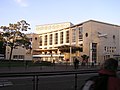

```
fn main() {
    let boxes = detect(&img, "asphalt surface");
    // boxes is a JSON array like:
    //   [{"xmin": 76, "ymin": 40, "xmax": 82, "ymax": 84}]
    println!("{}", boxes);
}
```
[
  {"xmin": 0, "ymin": 65, "xmax": 119, "ymax": 90},
  {"xmin": 0, "ymin": 65, "xmax": 98, "ymax": 90},
  {"xmin": 0, "ymin": 73, "xmax": 97, "ymax": 90},
  {"xmin": 0, "ymin": 64, "xmax": 99, "ymax": 73}
]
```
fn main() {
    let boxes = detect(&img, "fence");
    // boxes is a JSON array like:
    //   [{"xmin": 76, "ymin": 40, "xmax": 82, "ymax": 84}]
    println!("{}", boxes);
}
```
[{"xmin": 0, "ymin": 70, "xmax": 98, "ymax": 90}]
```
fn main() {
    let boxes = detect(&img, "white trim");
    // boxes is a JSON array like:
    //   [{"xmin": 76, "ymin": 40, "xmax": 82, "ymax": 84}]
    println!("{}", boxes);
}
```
[{"xmin": 33, "ymin": 54, "xmax": 64, "ymax": 57}]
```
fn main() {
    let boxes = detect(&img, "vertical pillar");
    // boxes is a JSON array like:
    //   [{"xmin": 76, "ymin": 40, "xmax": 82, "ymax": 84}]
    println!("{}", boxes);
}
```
[
  {"xmin": 90, "ymin": 43, "xmax": 93, "ymax": 63},
  {"xmin": 69, "ymin": 28, "xmax": 72, "ymax": 65},
  {"xmin": 70, "ymin": 46, "xmax": 72, "ymax": 65}
]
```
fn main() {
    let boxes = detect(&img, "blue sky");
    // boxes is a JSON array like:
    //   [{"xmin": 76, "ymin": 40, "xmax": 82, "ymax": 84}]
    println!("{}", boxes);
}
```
[{"xmin": 0, "ymin": 0, "xmax": 120, "ymax": 33}]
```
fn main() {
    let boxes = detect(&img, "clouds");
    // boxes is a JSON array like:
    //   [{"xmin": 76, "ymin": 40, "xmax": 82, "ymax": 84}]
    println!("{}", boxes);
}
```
[{"xmin": 14, "ymin": 0, "xmax": 28, "ymax": 7}]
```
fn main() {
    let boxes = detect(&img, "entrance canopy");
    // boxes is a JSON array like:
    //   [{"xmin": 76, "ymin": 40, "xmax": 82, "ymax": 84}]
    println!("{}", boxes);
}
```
[
  {"xmin": 33, "ymin": 48, "xmax": 58, "ymax": 55},
  {"xmin": 56, "ymin": 45, "xmax": 82, "ymax": 53},
  {"xmin": 33, "ymin": 45, "xmax": 82, "ymax": 55}
]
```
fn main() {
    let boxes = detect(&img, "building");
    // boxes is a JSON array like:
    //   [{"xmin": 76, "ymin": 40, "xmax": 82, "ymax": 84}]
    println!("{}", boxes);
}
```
[
  {"xmin": 33, "ymin": 22, "xmax": 73, "ymax": 63},
  {"xmin": 5, "ymin": 34, "xmax": 33, "ymax": 61},
  {"xmin": 32, "ymin": 20, "xmax": 120, "ymax": 64},
  {"xmin": 5, "ymin": 45, "xmax": 32, "ymax": 60}
]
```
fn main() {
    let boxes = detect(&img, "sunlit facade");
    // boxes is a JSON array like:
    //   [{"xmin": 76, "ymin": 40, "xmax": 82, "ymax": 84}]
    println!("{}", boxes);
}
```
[
  {"xmin": 5, "ymin": 34, "xmax": 36, "ymax": 61},
  {"xmin": 32, "ymin": 20, "xmax": 120, "ymax": 64},
  {"xmin": 5, "ymin": 46, "xmax": 32, "ymax": 60}
]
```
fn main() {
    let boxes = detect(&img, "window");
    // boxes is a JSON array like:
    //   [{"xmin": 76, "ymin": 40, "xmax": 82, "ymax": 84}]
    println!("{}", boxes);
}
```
[
  {"xmin": 66, "ymin": 31, "xmax": 69, "ymax": 43},
  {"xmin": 104, "ymin": 46, "xmax": 107, "ymax": 52},
  {"xmin": 39, "ymin": 36, "xmax": 42, "ymax": 46},
  {"xmin": 85, "ymin": 33, "xmax": 88, "ymax": 37},
  {"xmin": 49, "ymin": 34, "xmax": 52, "ymax": 45},
  {"xmin": 79, "ymin": 44, "xmax": 83, "ymax": 47},
  {"xmin": 44, "ymin": 35, "xmax": 47, "ymax": 45},
  {"xmin": 92, "ymin": 43, "xmax": 97, "ymax": 63},
  {"xmin": 113, "ymin": 35, "xmax": 115, "ymax": 39},
  {"xmin": 72, "ymin": 29, "xmax": 76, "ymax": 42},
  {"xmin": 19, "ymin": 55, "xmax": 24, "ymax": 59},
  {"xmin": 60, "ymin": 32, "xmax": 63, "ymax": 44},
  {"xmin": 13, "ymin": 55, "xmax": 24, "ymax": 60},
  {"xmin": 54, "ymin": 33, "xmax": 58, "ymax": 44},
  {"xmin": 79, "ymin": 27, "xmax": 83, "ymax": 41},
  {"xmin": 13, "ymin": 55, "xmax": 18, "ymax": 59},
  {"xmin": 35, "ymin": 37, "xmax": 37, "ymax": 40}
]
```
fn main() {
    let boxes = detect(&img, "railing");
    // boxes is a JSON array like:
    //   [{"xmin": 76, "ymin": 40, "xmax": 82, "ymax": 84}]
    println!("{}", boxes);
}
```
[{"xmin": 0, "ymin": 70, "xmax": 98, "ymax": 90}]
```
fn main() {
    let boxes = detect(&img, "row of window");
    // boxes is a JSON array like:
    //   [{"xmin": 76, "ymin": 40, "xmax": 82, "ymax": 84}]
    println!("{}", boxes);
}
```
[
  {"xmin": 39, "ymin": 27, "xmax": 83, "ymax": 46},
  {"xmin": 72, "ymin": 27, "xmax": 83, "ymax": 42},
  {"xmin": 13, "ymin": 55, "xmax": 24, "ymax": 60},
  {"xmin": 39, "ymin": 31, "xmax": 70, "ymax": 46},
  {"xmin": 104, "ymin": 55, "xmax": 110, "ymax": 61},
  {"xmin": 104, "ymin": 46, "xmax": 116, "ymax": 53}
]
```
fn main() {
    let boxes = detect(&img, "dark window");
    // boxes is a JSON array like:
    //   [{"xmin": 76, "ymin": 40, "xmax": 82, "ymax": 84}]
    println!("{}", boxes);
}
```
[
  {"xmin": 35, "ymin": 37, "xmax": 37, "ymax": 40},
  {"xmin": 39, "ymin": 36, "xmax": 42, "ymax": 46},
  {"xmin": 49, "ymin": 34, "xmax": 52, "ymax": 45},
  {"xmin": 66, "ymin": 31, "xmax": 69, "ymax": 43},
  {"xmin": 44, "ymin": 35, "xmax": 47, "ymax": 45},
  {"xmin": 113, "ymin": 35, "xmax": 115, "ymax": 39},
  {"xmin": 55, "ymin": 33, "xmax": 58, "ymax": 44},
  {"xmin": 60, "ymin": 32, "xmax": 63, "ymax": 44},
  {"xmin": 85, "ymin": 33, "xmax": 88, "ymax": 37},
  {"xmin": 79, "ymin": 28, "xmax": 83, "ymax": 41}
]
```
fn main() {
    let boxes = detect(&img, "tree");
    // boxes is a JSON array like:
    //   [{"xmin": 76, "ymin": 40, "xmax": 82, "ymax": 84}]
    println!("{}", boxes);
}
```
[
  {"xmin": 0, "ymin": 20, "xmax": 31, "ymax": 60},
  {"xmin": 0, "ymin": 32, "xmax": 4, "ymax": 41},
  {"xmin": 0, "ymin": 32, "xmax": 6, "ymax": 59}
]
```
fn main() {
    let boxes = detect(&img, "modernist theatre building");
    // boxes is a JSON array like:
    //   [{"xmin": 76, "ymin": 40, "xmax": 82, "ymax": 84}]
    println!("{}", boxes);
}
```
[{"xmin": 32, "ymin": 20, "xmax": 120, "ymax": 64}]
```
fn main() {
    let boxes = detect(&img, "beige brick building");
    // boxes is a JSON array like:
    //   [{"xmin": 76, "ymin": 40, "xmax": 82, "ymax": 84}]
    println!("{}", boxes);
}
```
[
  {"xmin": 32, "ymin": 20, "xmax": 120, "ymax": 64},
  {"xmin": 5, "ymin": 46, "xmax": 32, "ymax": 60},
  {"xmin": 6, "ymin": 20, "xmax": 120, "ymax": 64}
]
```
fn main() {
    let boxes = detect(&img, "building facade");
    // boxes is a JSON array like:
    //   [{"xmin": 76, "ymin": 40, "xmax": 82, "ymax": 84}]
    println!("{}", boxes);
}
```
[
  {"xmin": 33, "ymin": 22, "xmax": 73, "ymax": 63},
  {"xmin": 5, "ymin": 20, "xmax": 120, "ymax": 64},
  {"xmin": 32, "ymin": 20, "xmax": 120, "ymax": 64},
  {"xmin": 5, "ymin": 46, "xmax": 32, "ymax": 60},
  {"xmin": 5, "ymin": 34, "xmax": 34, "ymax": 61}
]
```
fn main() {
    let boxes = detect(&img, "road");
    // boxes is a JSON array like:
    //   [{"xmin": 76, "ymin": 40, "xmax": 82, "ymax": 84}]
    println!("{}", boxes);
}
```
[
  {"xmin": 0, "ymin": 65, "xmax": 119, "ymax": 90},
  {"xmin": 0, "ymin": 73, "xmax": 97, "ymax": 90}
]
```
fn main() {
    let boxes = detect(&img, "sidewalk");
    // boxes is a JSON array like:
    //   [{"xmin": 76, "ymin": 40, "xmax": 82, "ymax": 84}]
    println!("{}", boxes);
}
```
[{"xmin": 0, "ymin": 64, "xmax": 99, "ymax": 73}]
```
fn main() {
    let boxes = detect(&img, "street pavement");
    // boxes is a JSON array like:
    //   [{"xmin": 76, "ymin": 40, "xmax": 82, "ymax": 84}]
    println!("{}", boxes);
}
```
[
  {"xmin": 0, "ymin": 64, "xmax": 99, "ymax": 73},
  {"xmin": 0, "ymin": 64, "xmax": 99, "ymax": 90}
]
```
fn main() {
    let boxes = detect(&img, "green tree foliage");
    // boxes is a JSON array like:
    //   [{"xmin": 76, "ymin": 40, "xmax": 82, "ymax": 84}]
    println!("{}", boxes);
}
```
[
  {"xmin": 0, "ymin": 32, "xmax": 5, "ymax": 55},
  {"xmin": 0, "ymin": 20, "xmax": 31, "ymax": 60},
  {"xmin": 0, "ymin": 41, "xmax": 5, "ymax": 54},
  {"xmin": 0, "ymin": 32, "xmax": 4, "ymax": 41}
]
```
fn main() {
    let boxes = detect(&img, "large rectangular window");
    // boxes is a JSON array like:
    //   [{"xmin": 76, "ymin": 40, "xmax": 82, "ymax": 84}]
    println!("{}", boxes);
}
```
[
  {"xmin": 54, "ymin": 33, "xmax": 58, "ymax": 44},
  {"xmin": 49, "ymin": 34, "xmax": 52, "ymax": 45},
  {"xmin": 72, "ymin": 29, "xmax": 76, "ymax": 43},
  {"xmin": 66, "ymin": 31, "xmax": 69, "ymax": 43},
  {"xmin": 44, "ymin": 35, "xmax": 47, "ymax": 45},
  {"xmin": 79, "ymin": 27, "xmax": 83, "ymax": 41},
  {"xmin": 60, "ymin": 32, "xmax": 63, "ymax": 44},
  {"xmin": 92, "ymin": 43, "xmax": 97, "ymax": 63},
  {"xmin": 39, "ymin": 36, "xmax": 42, "ymax": 46}
]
